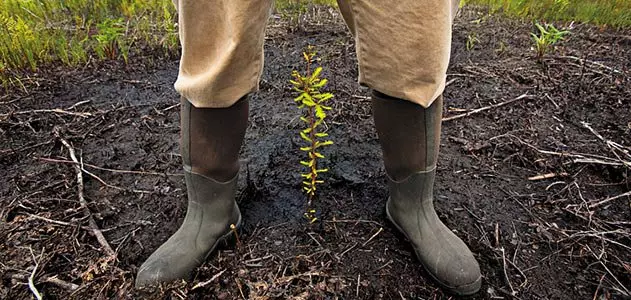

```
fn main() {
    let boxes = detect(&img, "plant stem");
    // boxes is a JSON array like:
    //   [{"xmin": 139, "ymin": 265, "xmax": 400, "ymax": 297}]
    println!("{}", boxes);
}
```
[
  {"xmin": 305, "ymin": 54, "xmax": 316, "ymax": 207},
  {"xmin": 308, "ymin": 105, "xmax": 317, "ymax": 207}
]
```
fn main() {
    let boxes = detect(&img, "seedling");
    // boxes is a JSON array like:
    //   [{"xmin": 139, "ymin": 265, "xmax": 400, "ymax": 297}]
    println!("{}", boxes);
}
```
[
  {"xmin": 290, "ymin": 46, "xmax": 334, "ymax": 223},
  {"xmin": 531, "ymin": 22, "xmax": 569, "ymax": 58},
  {"xmin": 466, "ymin": 33, "xmax": 479, "ymax": 51}
]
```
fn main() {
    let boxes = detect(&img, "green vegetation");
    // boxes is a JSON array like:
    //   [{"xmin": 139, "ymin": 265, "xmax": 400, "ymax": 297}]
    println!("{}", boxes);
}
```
[
  {"xmin": 466, "ymin": 33, "xmax": 480, "ymax": 51},
  {"xmin": 275, "ymin": 0, "xmax": 337, "ymax": 13},
  {"xmin": 2, "ymin": 0, "xmax": 629, "ymax": 87},
  {"xmin": 0, "ymin": 0, "xmax": 178, "ymax": 86},
  {"xmin": 463, "ymin": 0, "xmax": 631, "ymax": 27},
  {"xmin": 531, "ymin": 22, "xmax": 569, "ymax": 58},
  {"xmin": 290, "ymin": 46, "xmax": 334, "ymax": 223}
]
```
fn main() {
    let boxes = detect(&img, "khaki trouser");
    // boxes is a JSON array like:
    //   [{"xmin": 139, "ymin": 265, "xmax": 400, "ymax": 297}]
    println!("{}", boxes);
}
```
[{"xmin": 173, "ymin": 0, "xmax": 458, "ymax": 108}]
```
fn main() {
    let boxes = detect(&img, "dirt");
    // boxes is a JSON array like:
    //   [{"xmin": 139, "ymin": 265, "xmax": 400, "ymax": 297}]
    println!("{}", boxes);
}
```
[{"xmin": 1, "ymin": 6, "xmax": 630, "ymax": 300}]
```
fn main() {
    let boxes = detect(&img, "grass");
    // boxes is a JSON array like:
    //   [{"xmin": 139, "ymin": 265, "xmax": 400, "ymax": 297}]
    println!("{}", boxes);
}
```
[
  {"xmin": 462, "ymin": 0, "xmax": 631, "ymax": 28},
  {"xmin": 0, "ymin": 0, "xmax": 178, "ymax": 87},
  {"xmin": 1, "ymin": 0, "xmax": 629, "ymax": 88}
]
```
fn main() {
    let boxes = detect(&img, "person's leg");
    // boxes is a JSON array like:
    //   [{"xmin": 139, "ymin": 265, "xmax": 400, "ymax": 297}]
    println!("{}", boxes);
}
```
[
  {"xmin": 135, "ymin": 0, "xmax": 273, "ymax": 287},
  {"xmin": 338, "ymin": 0, "xmax": 481, "ymax": 295}
]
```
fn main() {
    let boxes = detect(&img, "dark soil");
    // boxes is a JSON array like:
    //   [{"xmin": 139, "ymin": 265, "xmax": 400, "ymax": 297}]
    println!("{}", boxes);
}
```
[{"xmin": 1, "ymin": 6, "xmax": 630, "ymax": 300}]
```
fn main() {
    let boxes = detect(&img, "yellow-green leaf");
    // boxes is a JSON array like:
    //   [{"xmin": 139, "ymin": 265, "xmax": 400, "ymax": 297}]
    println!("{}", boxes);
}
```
[
  {"xmin": 300, "ymin": 131, "xmax": 312, "ymax": 142},
  {"xmin": 311, "ymin": 67, "xmax": 323, "ymax": 81}
]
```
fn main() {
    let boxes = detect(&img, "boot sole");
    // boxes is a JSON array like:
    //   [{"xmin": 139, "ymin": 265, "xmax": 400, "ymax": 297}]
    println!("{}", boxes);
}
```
[{"xmin": 385, "ymin": 199, "xmax": 481, "ymax": 296}]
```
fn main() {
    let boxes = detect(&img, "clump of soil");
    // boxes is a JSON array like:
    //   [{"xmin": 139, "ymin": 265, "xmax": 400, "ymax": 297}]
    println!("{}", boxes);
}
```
[{"xmin": 1, "ymin": 6, "xmax": 630, "ymax": 300}]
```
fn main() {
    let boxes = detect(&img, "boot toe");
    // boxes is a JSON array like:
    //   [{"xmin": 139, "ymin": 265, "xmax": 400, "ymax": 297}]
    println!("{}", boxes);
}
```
[
  {"xmin": 135, "ymin": 254, "xmax": 192, "ymax": 288},
  {"xmin": 435, "ymin": 258, "xmax": 481, "ymax": 296}
]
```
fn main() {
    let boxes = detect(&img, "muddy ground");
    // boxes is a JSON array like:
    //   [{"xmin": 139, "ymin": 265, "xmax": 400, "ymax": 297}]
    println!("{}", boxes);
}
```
[{"xmin": 1, "ymin": 6, "xmax": 630, "ymax": 300}]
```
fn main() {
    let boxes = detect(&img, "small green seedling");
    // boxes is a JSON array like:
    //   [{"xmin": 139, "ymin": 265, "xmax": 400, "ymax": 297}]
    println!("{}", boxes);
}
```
[
  {"xmin": 466, "ymin": 33, "xmax": 479, "ymax": 51},
  {"xmin": 531, "ymin": 22, "xmax": 569, "ymax": 58},
  {"xmin": 290, "ymin": 46, "xmax": 334, "ymax": 223}
]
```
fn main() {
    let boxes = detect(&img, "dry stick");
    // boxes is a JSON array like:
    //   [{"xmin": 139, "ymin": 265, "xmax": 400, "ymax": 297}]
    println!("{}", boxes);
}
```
[
  {"xmin": 501, "ymin": 247, "xmax": 516, "ymax": 296},
  {"xmin": 581, "ymin": 121, "xmax": 631, "ymax": 165},
  {"xmin": 11, "ymin": 274, "xmax": 79, "ymax": 292},
  {"xmin": 586, "ymin": 246, "xmax": 631, "ymax": 296},
  {"xmin": 593, "ymin": 274, "xmax": 607, "ymax": 300},
  {"xmin": 38, "ymin": 157, "xmax": 184, "ymax": 176},
  {"xmin": 553, "ymin": 55, "xmax": 624, "ymax": 75},
  {"xmin": 54, "ymin": 129, "xmax": 116, "ymax": 258},
  {"xmin": 361, "ymin": 227, "xmax": 383, "ymax": 247},
  {"xmin": 442, "ymin": 93, "xmax": 533, "ymax": 122},
  {"xmin": 191, "ymin": 269, "xmax": 227, "ymax": 290},
  {"xmin": 28, "ymin": 248, "xmax": 43, "ymax": 300},
  {"xmin": 0, "ymin": 108, "xmax": 92, "ymax": 118},
  {"xmin": 588, "ymin": 190, "xmax": 631, "ymax": 209}
]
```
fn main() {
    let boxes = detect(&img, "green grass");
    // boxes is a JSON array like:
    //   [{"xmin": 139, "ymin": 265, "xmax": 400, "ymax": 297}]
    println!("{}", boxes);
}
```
[
  {"xmin": 1, "ymin": 0, "xmax": 629, "ymax": 88},
  {"xmin": 0, "ymin": 0, "xmax": 178, "ymax": 86},
  {"xmin": 462, "ymin": 0, "xmax": 631, "ymax": 28}
]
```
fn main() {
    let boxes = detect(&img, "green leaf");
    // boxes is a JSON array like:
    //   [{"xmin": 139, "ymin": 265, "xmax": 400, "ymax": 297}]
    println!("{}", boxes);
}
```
[
  {"xmin": 302, "ymin": 173, "xmax": 313, "ymax": 179},
  {"xmin": 310, "ymin": 67, "xmax": 323, "ymax": 81},
  {"xmin": 302, "ymin": 127, "xmax": 312, "ymax": 134},
  {"xmin": 300, "ymin": 117, "xmax": 309, "ymax": 123},
  {"xmin": 315, "ymin": 105, "xmax": 326, "ymax": 120},
  {"xmin": 312, "ymin": 78, "xmax": 328, "ymax": 88},
  {"xmin": 314, "ymin": 152, "xmax": 325, "ymax": 158},
  {"xmin": 317, "ymin": 93, "xmax": 333, "ymax": 102},
  {"xmin": 300, "ymin": 146, "xmax": 312, "ymax": 151},
  {"xmin": 316, "ymin": 168, "xmax": 329, "ymax": 173},
  {"xmin": 315, "ymin": 132, "xmax": 328, "ymax": 138},
  {"xmin": 303, "ymin": 181, "xmax": 312, "ymax": 186},
  {"xmin": 302, "ymin": 95, "xmax": 316, "ymax": 107},
  {"xmin": 315, "ymin": 180, "xmax": 324, "ymax": 184},
  {"xmin": 315, "ymin": 140, "xmax": 333, "ymax": 148},
  {"xmin": 300, "ymin": 131, "xmax": 312, "ymax": 142}
]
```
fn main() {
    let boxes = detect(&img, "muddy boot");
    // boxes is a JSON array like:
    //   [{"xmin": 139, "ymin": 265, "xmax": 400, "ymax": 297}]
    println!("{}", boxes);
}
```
[
  {"xmin": 372, "ymin": 91, "xmax": 481, "ymax": 295},
  {"xmin": 135, "ymin": 96, "xmax": 248, "ymax": 287}
]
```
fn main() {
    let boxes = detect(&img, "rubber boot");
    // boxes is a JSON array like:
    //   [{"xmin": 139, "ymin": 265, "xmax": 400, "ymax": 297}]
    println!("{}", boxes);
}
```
[
  {"xmin": 372, "ymin": 91, "xmax": 481, "ymax": 295},
  {"xmin": 135, "ymin": 96, "xmax": 248, "ymax": 287}
]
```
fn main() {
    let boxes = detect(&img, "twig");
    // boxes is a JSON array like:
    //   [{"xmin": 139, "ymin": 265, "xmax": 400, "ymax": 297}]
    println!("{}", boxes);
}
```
[
  {"xmin": 11, "ymin": 274, "xmax": 79, "ymax": 292},
  {"xmin": 191, "ymin": 269, "xmax": 226, "ymax": 290},
  {"xmin": 38, "ymin": 157, "xmax": 183, "ymax": 176},
  {"xmin": 442, "ymin": 93, "xmax": 533, "ymax": 122},
  {"xmin": 501, "ymin": 247, "xmax": 516, "ymax": 296},
  {"xmin": 586, "ymin": 245, "xmax": 631, "ymax": 296},
  {"xmin": 528, "ymin": 172, "xmax": 569, "ymax": 181},
  {"xmin": 43, "ymin": 276, "xmax": 80, "ymax": 291},
  {"xmin": 53, "ymin": 128, "xmax": 116, "ymax": 258},
  {"xmin": 338, "ymin": 242, "xmax": 358, "ymax": 258},
  {"xmin": 1, "ymin": 108, "xmax": 92, "ymax": 118},
  {"xmin": 588, "ymin": 190, "xmax": 631, "ymax": 209},
  {"xmin": 553, "ymin": 55, "xmax": 624, "ymax": 75},
  {"xmin": 356, "ymin": 274, "xmax": 360, "ymax": 297},
  {"xmin": 28, "ymin": 247, "xmax": 43, "ymax": 300},
  {"xmin": 81, "ymin": 167, "xmax": 153, "ymax": 194},
  {"xmin": 361, "ymin": 227, "xmax": 383, "ymax": 247},
  {"xmin": 593, "ymin": 274, "xmax": 606, "ymax": 300}
]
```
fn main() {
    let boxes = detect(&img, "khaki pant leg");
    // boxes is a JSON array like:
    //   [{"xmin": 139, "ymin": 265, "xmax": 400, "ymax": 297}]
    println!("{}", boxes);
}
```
[
  {"xmin": 337, "ymin": 0, "xmax": 458, "ymax": 108},
  {"xmin": 172, "ymin": 0, "xmax": 273, "ymax": 108}
]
